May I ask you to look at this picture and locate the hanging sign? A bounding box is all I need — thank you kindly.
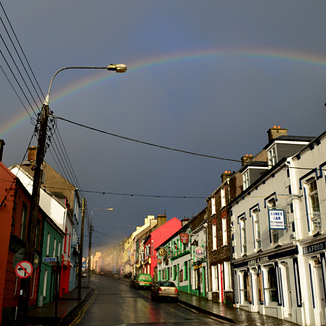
[158,248,166,256]
[194,247,205,259]
[269,209,286,230]
[180,233,189,244]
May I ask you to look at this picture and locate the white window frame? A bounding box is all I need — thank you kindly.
[46,233,50,256]
[267,198,279,244]
[268,146,277,168]
[212,223,217,250]
[252,209,261,250]
[240,217,247,255]
[221,188,226,208]
[224,262,232,291]
[305,177,321,232]
[243,170,249,190]
[53,238,56,258]
[211,265,219,292]
[222,217,228,246]
[211,197,216,215]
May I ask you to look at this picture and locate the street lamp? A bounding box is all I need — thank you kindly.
[88,208,114,287]
[18,65,126,326]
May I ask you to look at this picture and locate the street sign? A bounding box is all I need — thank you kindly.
[43,257,57,263]
[15,261,33,278]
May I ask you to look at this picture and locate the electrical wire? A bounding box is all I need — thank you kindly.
[53,115,241,163]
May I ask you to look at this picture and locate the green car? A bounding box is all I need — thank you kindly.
[134,274,153,289]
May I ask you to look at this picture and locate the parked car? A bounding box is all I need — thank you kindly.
[150,281,178,301]
[130,274,153,289]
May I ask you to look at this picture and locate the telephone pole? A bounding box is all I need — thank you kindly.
[16,104,49,325]
[78,198,86,300]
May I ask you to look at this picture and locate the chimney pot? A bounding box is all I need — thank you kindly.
[267,126,288,142]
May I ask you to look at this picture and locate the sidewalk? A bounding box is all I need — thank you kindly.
[25,285,92,326]
[178,291,296,326]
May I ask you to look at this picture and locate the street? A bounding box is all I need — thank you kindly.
[68,275,233,326]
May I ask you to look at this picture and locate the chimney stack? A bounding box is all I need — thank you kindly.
[157,214,167,227]
[267,126,288,142]
[221,170,233,183]
[241,154,253,167]
[28,146,37,161]
[181,217,190,226]
[0,140,5,162]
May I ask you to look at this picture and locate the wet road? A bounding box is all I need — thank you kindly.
[74,275,233,326]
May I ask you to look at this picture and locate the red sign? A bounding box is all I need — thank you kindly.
[15,261,33,279]
[180,233,189,244]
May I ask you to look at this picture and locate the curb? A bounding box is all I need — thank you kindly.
[178,299,236,324]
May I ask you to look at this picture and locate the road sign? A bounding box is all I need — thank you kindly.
[15,261,33,279]
[43,257,57,263]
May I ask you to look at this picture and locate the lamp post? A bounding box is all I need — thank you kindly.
[87,208,113,287]
[17,65,126,326]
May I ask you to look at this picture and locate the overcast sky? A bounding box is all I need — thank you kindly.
[1,1,326,252]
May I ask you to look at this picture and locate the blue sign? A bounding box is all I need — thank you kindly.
[43,257,57,262]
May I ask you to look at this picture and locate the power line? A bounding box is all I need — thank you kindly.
[53,115,241,163]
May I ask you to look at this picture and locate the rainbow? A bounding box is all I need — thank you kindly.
[1,48,326,137]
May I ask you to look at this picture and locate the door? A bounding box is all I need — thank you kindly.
[313,261,326,326]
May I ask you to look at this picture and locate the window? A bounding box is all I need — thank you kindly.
[240,217,247,255]
[268,146,277,168]
[239,270,250,303]
[264,266,278,303]
[20,203,28,240]
[53,238,56,258]
[184,261,188,280]
[211,265,219,292]
[224,262,232,291]
[211,197,216,215]
[46,233,50,256]
[212,222,217,250]
[267,198,280,244]
[306,177,321,232]
[252,209,261,250]
[221,188,226,208]
[222,217,228,246]
[243,171,249,190]
[57,242,61,260]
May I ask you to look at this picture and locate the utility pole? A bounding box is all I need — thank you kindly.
[16,105,49,326]
[87,222,93,288]
[78,198,86,300]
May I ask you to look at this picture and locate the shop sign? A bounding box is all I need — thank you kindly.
[269,209,286,230]
[303,241,326,255]
[180,233,189,244]
[157,259,162,264]
[194,263,202,270]
[194,247,205,259]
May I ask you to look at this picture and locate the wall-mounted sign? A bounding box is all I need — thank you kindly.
[158,248,166,257]
[269,209,286,230]
[180,233,189,244]
[157,259,162,264]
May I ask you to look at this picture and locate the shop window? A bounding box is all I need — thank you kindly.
[211,265,219,292]
[224,262,232,291]
[239,270,250,303]
[264,266,278,303]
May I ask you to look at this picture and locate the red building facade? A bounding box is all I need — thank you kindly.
[0,162,43,324]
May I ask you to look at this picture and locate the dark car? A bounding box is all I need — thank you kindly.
[130,274,153,289]
[150,281,178,301]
